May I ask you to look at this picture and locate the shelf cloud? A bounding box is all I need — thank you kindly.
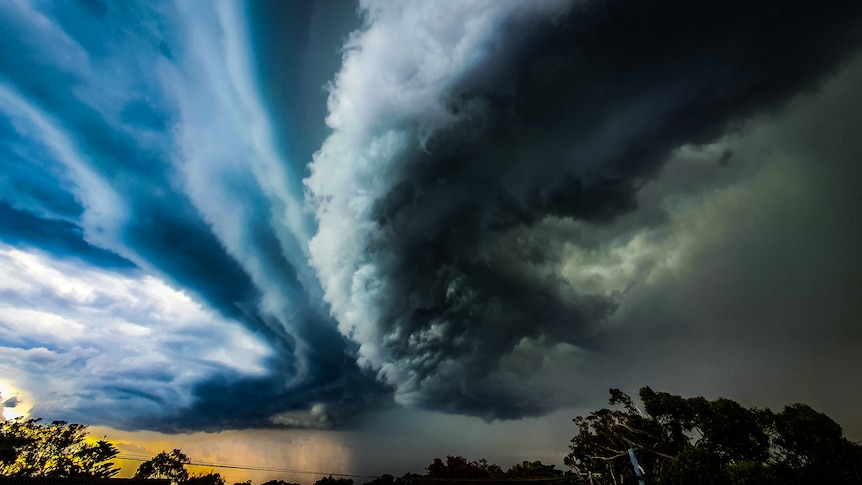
[1,0,861,438]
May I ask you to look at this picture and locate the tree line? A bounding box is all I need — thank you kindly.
[2,387,860,484]
[567,387,862,484]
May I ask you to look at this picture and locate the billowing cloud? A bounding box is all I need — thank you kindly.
[307,0,862,418]
[1,0,861,444]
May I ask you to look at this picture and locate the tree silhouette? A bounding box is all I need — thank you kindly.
[361,474,395,485]
[184,472,225,485]
[260,480,300,485]
[505,461,563,479]
[772,403,862,484]
[426,456,502,481]
[313,475,353,485]
[0,433,28,465]
[0,417,119,478]
[135,449,191,484]
[566,387,862,485]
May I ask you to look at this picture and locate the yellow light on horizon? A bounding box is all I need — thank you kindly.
[0,382,30,420]
[94,425,355,485]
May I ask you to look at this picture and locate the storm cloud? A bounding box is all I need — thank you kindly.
[308,0,862,418]
[1,0,861,439]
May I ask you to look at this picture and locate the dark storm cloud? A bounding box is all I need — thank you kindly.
[580,51,862,438]
[308,0,862,419]
[246,0,361,178]
[0,114,83,220]
[0,202,134,269]
[4,0,862,439]
[152,359,389,432]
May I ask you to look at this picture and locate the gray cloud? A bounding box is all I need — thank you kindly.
[308,0,862,419]
[586,50,862,438]
[315,31,862,476]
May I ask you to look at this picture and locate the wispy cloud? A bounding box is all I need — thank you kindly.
[0,0,383,430]
[0,243,271,426]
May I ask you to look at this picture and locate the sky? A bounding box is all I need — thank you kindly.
[2,0,862,481]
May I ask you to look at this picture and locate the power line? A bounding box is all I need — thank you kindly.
[115,456,574,483]
[115,455,378,479]
[398,479,572,483]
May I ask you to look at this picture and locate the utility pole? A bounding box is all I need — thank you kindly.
[627,449,646,485]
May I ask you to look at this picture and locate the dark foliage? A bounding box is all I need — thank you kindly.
[426,456,502,481]
[134,449,191,485]
[0,418,119,478]
[183,472,225,485]
[566,388,862,485]
[260,480,299,485]
[505,461,564,479]
[313,476,354,485]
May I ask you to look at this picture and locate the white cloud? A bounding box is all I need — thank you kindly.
[306,0,573,379]
[0,244,272,421]
[0,307,87,342]
[269,403,332,429]
[0,381,33,420]
[161,0,325,379]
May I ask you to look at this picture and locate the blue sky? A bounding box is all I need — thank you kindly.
[2,0,862,479]
[0,0,379,430]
